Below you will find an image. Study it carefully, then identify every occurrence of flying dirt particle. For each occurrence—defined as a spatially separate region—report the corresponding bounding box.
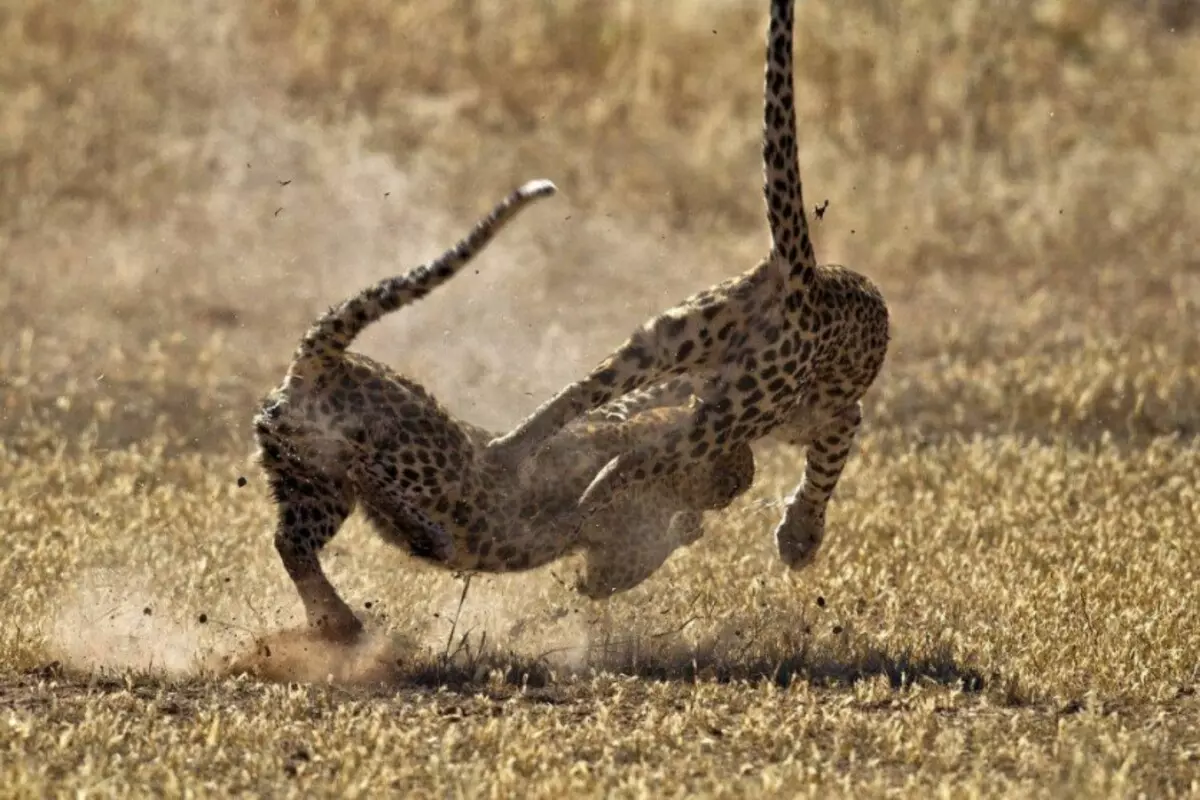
[364,601,373,610]
[815,199,829,220]
[384,192,390,197]
[48,572,224,677]
[198,613,208,624]
[278,179,291,186]
[274,207,284,217]
[816,596,826,608]
[504,661,552,690]
[1059,698,1085,715]
[850,229,856,234]
[832,625,843,634]
[283,747,311,778]
[25,662,63,681]
[237,476,247,488]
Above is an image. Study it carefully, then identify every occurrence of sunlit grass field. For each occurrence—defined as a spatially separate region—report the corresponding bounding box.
[1,0,1198,795]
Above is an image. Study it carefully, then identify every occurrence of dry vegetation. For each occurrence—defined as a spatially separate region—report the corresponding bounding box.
[1,0,1199,795]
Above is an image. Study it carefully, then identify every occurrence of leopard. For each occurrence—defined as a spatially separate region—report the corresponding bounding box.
[485,0,890,572]
[252,179,754,641]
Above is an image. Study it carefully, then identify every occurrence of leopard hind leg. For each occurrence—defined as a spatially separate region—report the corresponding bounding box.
[350,460,457,566]
[773,401,863,570]
[260,442,361,642]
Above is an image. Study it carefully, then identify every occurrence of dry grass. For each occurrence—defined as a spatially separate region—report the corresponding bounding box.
[2,0,1199,795]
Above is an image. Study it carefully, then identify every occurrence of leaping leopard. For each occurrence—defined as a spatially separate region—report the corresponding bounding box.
[486,0,890,571]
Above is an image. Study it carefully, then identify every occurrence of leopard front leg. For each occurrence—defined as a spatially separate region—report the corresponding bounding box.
[773,402,862,570]
[667,510,706,547]
[487,309,722,466]
[574,504,689,599]
[576,533,679,600]
[576,378,757,518]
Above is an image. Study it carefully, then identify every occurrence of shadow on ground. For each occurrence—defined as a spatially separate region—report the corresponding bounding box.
[160,621,990,697]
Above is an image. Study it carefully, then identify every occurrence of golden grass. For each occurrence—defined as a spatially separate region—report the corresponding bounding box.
[2,0,1199,795]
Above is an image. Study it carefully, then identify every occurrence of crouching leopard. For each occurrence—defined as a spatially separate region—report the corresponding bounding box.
[486,0,890,571]
[252,180,753,641]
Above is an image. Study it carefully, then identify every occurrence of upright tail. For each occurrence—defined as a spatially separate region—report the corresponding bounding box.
[292,179,557,367]
[762,0,816,281]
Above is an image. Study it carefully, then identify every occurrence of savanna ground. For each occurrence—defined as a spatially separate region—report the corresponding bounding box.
[2,0,1199,795]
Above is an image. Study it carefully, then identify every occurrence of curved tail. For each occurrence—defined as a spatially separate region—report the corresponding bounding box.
[292,179,557,367]
[762,0,816,282]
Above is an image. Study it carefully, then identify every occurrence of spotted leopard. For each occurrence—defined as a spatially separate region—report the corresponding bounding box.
[486,0,890,570]
[252,181,753,640]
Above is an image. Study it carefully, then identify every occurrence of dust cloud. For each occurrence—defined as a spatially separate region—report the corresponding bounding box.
[42,0,714,433]
[214,574,598,686]
[42,565,605,686]
[45,568,228,679]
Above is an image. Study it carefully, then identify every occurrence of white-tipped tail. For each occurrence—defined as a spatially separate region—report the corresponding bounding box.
[291,179,559,367]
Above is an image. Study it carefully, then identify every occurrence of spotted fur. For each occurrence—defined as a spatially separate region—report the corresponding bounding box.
[486,0,890,570]
[253,181,752,640]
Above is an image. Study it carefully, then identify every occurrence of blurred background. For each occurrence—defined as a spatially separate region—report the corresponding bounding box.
[3,0,1197,452]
